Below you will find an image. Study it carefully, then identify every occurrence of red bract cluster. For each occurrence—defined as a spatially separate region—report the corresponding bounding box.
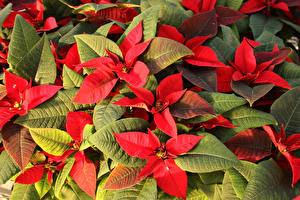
[0,0,300,199]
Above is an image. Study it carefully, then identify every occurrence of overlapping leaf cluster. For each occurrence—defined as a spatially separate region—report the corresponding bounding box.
[0,0,300,199]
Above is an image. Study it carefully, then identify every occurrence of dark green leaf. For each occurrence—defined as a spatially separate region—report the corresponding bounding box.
[0,151,20,184]
[274,62,300,88]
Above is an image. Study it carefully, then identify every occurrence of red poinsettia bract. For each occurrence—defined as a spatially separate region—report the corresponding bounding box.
[113,73,186,138]
[0,70,62,129]
[114,129,204,200]
[263,125,300,185]
[240,0,290,14]
[73,21,151,104]
[216,37,292,92]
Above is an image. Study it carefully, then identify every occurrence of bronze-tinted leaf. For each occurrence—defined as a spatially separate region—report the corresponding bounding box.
[104,164,144,190]
[170,91,214,119]
[231,81,274,107]
[2,123,36,170]
[0,85,6,100]
[215,6,247,26]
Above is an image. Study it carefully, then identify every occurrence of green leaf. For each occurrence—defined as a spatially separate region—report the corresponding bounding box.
[243,159,294,200]
[141,0,189,28]
[15,89,94,129]
[79,124,96,151]
[75,34,122,63]
[0,151,20,184]
[89,118,149,167]
[143,37,193,74]
[274,62,300,88]
[104,178,157,200]
[226,0,243,10]
[35,174,51,199]
[280,19,300,33]
[73,3,116,14]
[93,94,126,130]
[198,171,224,185]
[13,33,57,84]
[96,22,115,37]
[208,36,235,64]
[117,6,159,44]
[271,86,300,136]
[249,14,283,39]
[29,128,73,156]
[233,161,257,181]
[59,23,97,47]
[213,106,278,142]
[54,157,76,198]
[175,133,241,173]
[221,25,240,48]
[7,15,40,68]
[63,65,84,89]
[221,170,241,200]
[0,3,12,27]
[231,81,274,107]
[222,168,247,199]
[10,183,40,200]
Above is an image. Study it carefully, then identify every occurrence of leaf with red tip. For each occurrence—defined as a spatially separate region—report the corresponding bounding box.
[4,70,28,103]
[166,134,204,156]
[117,61,149,87]
[104,164,144,190]
[154,108,177,138]
[156,73,183,101]
[26,85,62,110]
[119,21,143,55]
[70,151,96,199]
[113,131,160,159]
[15,165,44,184]
[158,25,185,44]
[225,129,272,162]
[234,38,256,74]
[0,107,17,130]
[201,115,236,129]
[179,9,217,40]
[66,112,93,142]
[125,40,152,67]
[127,85,154,106]
[240,0,266,13]
[170,91,214,119]
[73,70,118,104]
[2,123,36,170]
[253,71,292,89]
[215,6,247,25]
[184,46,227,67]
[153,159,187,200]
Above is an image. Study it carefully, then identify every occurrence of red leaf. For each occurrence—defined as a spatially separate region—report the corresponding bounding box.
[156,73,183,101]
[0,107,17,130]
[36,17,58,31]
[240,0,266,13]
[201,115,236,129]
[73,70,118,104]
[124,39,152,67]
[112,97,151,111]
[58,44,82,73]
[15,165,44,184]
[74,57,114,70]
[137,156,162,178]
[154,108,177,138]
[113,130,160,159]
[4,70,28,103]
[216,66,234,92]
[282,152,300,185]
[70,151,96,199]
[225,129,272,162]
[234,37,256,74]
[126,85,154,106]
[165,89,186,106]
[253,70,292,89]
[66,112,93,142]
[166,134,204,156]
[104,165,144,190]
[185,35,210,49]
[158,25,185,44]
[117,61,149,87]
[25,85,62,110]
[285,133,300,152]
[153,159,187,200]
[2,12,36,28]
[170,91,214,119]
[184,46,227,67]
[119,20,143,55]
[215,6,247,25]
[180,0,203,13]
[2,123,36,170]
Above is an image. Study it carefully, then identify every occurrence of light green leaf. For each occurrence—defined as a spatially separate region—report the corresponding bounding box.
[0,3,12,27]
[223,168,248,199]
[271,86,300,136]
[0,151,20,184]
[221,171,240,200]
[93,94,126,130]
[175,133,241,173]
[79,124,96,151]
[104,178,157,200]
[63,65,84,89]
[73,3,116,14]
[15,89,94,129]
[143,37,193,74]
[13,33,57,84]
[226,0,243,10]
[7,15,40,68]
[117,6,159,44]
[54,157,76,198]
[89,118,149,167]
[274,62,300,88]
[75,34,122,63]
[96,22,115,37]
[10,183,40,200]
[35,174,51,199]
[29,128,73,156]
[249,14,283,39]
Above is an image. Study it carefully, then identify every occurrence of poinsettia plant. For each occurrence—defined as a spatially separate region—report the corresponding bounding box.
[0,0,300,199]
